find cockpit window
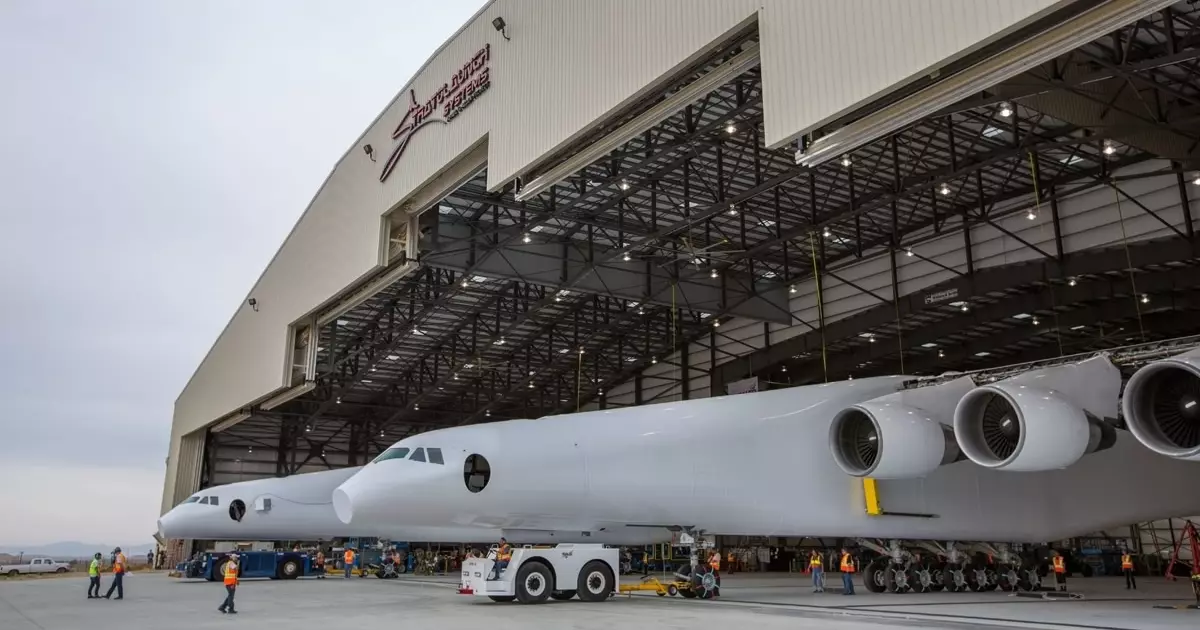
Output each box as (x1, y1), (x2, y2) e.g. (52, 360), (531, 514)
(209, 496), (219, 506)
(372, 447), (410, 463)
(428, 448), (444, 465)
(199, 497), (210, 505)
(184, 496), (201, 504)
(409, 448), (426, 463)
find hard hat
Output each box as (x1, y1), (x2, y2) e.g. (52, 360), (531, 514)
(114, 547), (122, 552)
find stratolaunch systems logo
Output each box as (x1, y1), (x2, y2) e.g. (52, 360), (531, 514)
(379, 44), (491, 183)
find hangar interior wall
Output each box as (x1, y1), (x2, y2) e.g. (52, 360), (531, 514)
(601, 160), (1200, 406)
(165, 0), (1064, 511)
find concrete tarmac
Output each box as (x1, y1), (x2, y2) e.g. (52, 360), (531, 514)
(1, 571), (1197, 630)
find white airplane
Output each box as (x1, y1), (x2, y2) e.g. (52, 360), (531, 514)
(333, 352), (1200, 545)
(157, 466), (659, 545)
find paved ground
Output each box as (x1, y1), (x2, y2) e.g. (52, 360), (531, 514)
(1, 571), (1197, 629)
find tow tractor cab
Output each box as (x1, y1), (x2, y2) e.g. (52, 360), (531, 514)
(459, 544), (619, 604)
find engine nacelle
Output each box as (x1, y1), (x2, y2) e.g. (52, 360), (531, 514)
(952, 356), (1119, 471)
(829, 377), (974, 478)
(1121, 348), (1200, 461)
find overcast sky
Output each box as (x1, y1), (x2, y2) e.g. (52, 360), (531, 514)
(0, 0), (487, 547)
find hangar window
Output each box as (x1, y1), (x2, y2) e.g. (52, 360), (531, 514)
(373, 447), (410, 463)
(229, 499), (246, 522)
(428, 448), (444, 465)
(464, 454), (490, 493)
(410, 447), (426, 462)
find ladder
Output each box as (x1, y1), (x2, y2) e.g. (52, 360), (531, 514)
(1163, 520), (1199, 581)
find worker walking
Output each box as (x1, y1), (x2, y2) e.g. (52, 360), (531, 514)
(343, 548), (356, 579)
(1051, 551), (1067, 592)
(87, 553), (102, 599)
(103, 547), (126, 600)
(315, 550), (326, 579)
(839, 548), (856, 595)
(218, 553), (239, 614)
(809, 550), (825, 593)
(1121, 550), (1136, 590)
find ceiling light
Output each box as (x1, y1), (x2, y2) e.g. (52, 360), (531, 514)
(725, 123), (736, 134)
(960, 303), (969, 312)
(625, 357), (637, 363)
(1032, 317), (1040, 325)
(413, 404), (419, 410)
(710, 269), (719, 279)
(493, 337), (505, 345)
(336, 319), (348, 326)
(362, 379), (373, 384)
(461, 279), (469, 288)
(999, 102), (1013, 118)
(620, 180), (630, 191)
(789, 284), (797, 294)
(905, 248), (913, 257)
(939, 184), (951, 196)
(1027, 210), (1037, 220)
(554, 294), (562, 302)
(558, 348), (570, 354)
(840, 155), (852, 167)
(438, 386), (445, 391)
(247, 446), (253, 453)
(1070, 325), (1087, 330)
(379, 430), (385, 437)
(651, 357), (657, 364)
(727, 206), (738, 216)
(1013, 313), (1031, 319)
(622, 252), (631, 262)
(1192, 173), (1200, 186)
(578, 347), (585, 354)
(781, 365), (788, 373)
(463, 363), (475, 369)
(453, 373), (459, 380)
(412, 327), (423, 335)
(485, 410), (491, 417)
(335, 397), (341, 404)
(386, 354), (399, 360)
(637, 307), (645, 315)
(528, 382), (534, 389)
(598, 390), (605, 396)
(822, 227), (832, 238)
(938, 349), (945, 358)
(975, 351), (991, 357)
(1068, 277), (1077, 286)
(1103, 139), (1116, 155)
(522, 232), (532, 243)
(869, 335), (876, 343)
(921, 342), (938, 348)
(712, 319), (721, 328)
(1141, 294), (1150, 304)
(530, 225), (544, 233)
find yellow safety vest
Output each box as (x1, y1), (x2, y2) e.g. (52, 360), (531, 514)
(1052, 556), (1065, 573)
(810, 555), (823, 568)
(840, 554), (855, 573)
(1121, 554), (1133, 570)
(497, 544), (511, 562)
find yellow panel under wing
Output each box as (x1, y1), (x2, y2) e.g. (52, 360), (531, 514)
(862, 478), (881, 516)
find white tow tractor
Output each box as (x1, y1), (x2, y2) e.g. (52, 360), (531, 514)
(459, 544), (619, 604)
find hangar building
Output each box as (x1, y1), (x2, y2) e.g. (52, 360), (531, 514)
(162, 0), (1200, 559)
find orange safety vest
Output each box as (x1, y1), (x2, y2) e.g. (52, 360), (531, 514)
(344, 550), (355, 565)
(709, 554), (720, 571)
(224, 561), (239, 586)
(1121, 554), (1133, 570)
(1052, 556), (1065, 574)
(840, 553), (855, 573)
(810, 555), (823, 568)
(113, 553), (126, 574)
(497, 543), (511, 562)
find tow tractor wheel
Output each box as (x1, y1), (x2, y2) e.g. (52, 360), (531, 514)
(942, 564), (968, 593)
(515, 561), (553, 604)
(667, 584), (679, 597)
(927, 563), (945, 592)
(577, 560), (614, 602)
(691, 565), (721, 599)
(488, 595), (516, 603)
(863, 559), (888, 593)
(211, 559), (227, 583)
(885, 565), (915, 594)
(550, 590), (576, 601)
(279, 558), (301, 580)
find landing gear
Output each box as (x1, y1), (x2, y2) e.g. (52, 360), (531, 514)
(966, 564), (995, 592)
(885, 566), (918, 593)
(997, 565), (1040, 592)
(864, 559), (889, 593)
(913, 564), (943, 593)
(942, 563), (969, 592)
(690, 565), (721, 599)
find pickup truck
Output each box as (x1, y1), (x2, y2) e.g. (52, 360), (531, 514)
(1, 557), (71, 576)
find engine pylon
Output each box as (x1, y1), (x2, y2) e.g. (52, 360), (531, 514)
(1121, 348), (1200, 461)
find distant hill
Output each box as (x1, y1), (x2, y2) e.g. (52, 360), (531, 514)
(0, 542), (155, 560)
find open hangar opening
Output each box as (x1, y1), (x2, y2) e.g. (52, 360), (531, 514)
(174, 2), (1200, 567)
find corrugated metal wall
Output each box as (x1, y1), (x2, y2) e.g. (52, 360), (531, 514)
(168, 0), (1074, 509)
(603, 160), (1200, 407)
(166, 430), (205, 512)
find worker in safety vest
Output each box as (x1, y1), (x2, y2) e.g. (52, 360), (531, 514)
(1120, 549), (1136, 590)
(809, 550), (825, 593)
(839, 548), (856, 595)
(343, 548), (356, 579)
(87, 552), (102, 599)
(708, 550), (721, 572)
(103, 547), (126, 600)
(218, 554), (239, 614)
(1051, 551), (1067, 592)
(491, 538), (512, 579)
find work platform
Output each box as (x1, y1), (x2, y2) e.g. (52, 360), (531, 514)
(3, 571), (1196, 630)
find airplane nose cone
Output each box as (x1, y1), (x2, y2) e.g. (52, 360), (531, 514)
(157, 511), (180, 538)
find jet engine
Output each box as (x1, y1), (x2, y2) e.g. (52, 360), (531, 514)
(1121, 348), (1200, 461)
(952, 356), (1119, 471)
(829, 377), (974, 479)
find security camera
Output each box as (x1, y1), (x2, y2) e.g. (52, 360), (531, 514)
(248, 297), (259, 312)
(363, 144), (376, 162)
(492, 17), (510, 41)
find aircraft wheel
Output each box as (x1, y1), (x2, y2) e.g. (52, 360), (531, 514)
(997, 567), (1018, 592)
(488, 595), (516, 603)
(983, 569), (999, 591)
(863, 560), (888, 593)
(279, 558), (301, 580)
(885, 566), (915, 594)
(679, 587), (697, 598)
(911, 565), (936, 593)
(515, 561), (552, 604)
(550, 590), (576, 600)
(691, 565), (720, 599)
(942, 564), (968, 593)
(966, 564), (989, 592)
(577, 560), (614, 602)
(1019, 568), (1039, 592)
(927, 563), (945, 592)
